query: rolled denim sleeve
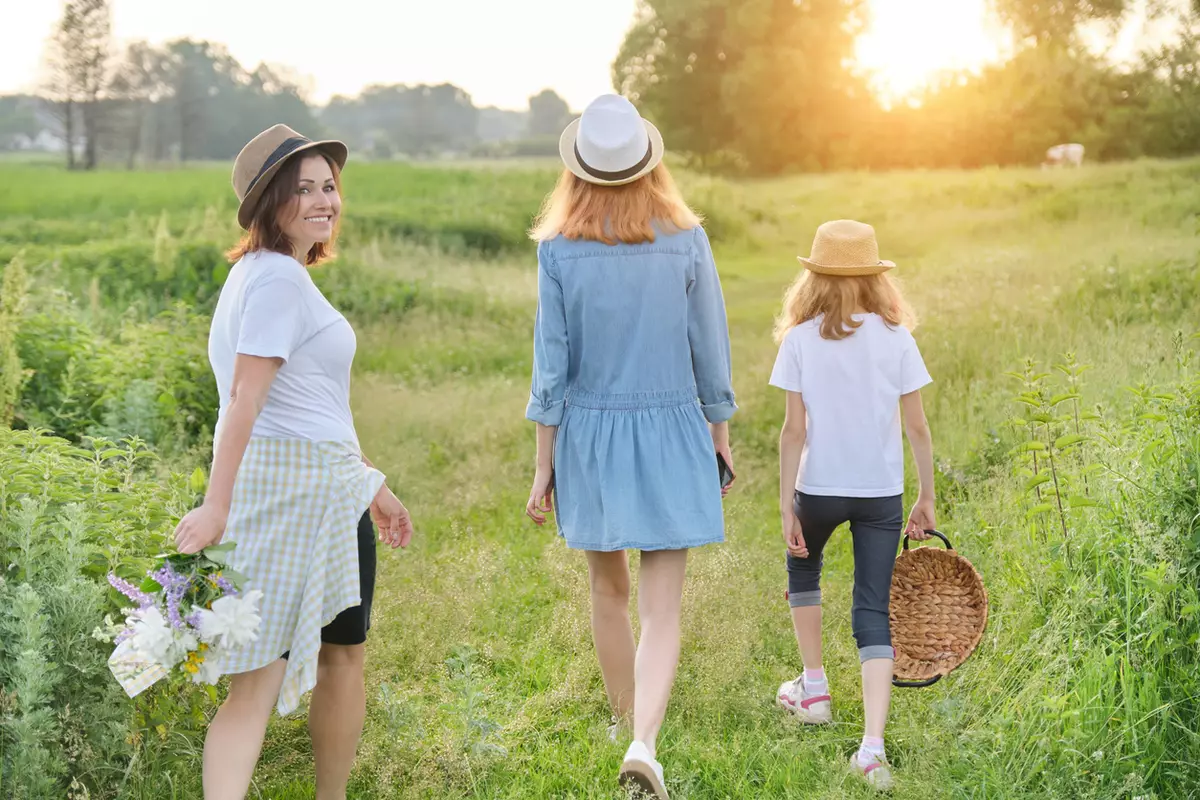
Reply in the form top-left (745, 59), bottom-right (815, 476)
top-left (687, 227), bottom-right (737, 423)
top-left (525, 240), bottom-right (569, 426)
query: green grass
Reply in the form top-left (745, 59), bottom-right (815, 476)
top-left (3, 157), bottom-right (1200, 799)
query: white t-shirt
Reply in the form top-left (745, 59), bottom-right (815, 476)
top-left (208, 250), bottom-right (359, 445)
top-left (769, 313), bottom-right (932, 498)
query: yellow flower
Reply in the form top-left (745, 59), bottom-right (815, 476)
top-left (183, 662), bottom-right (199, 674)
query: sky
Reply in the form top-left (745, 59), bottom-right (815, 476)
top-left (0, 0), bottom-right (1176, 110)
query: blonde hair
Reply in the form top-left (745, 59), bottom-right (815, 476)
top-left (774, 270), bottom-right (917, 343)
top-left (529, 163), bottom-right (701, 244)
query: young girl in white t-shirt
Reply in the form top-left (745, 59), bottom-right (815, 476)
top-left (769, 220), bottom-right (936, 791)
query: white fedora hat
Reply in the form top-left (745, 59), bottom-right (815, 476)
top-left (559, 94), bottom-right (665, 186)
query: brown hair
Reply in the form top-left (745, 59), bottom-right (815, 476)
top-left (227, 151), bottom-right (342, 266)
top-left (774, 270), bottom-right (917, 343)
top-left (529, 163), bottom-right (701, 244)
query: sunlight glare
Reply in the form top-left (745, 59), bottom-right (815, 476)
top-left (856, 0), bottom-right (1009, 103)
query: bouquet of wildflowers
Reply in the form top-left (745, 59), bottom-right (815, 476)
top-left (100, 543), bottom-right (263, 696)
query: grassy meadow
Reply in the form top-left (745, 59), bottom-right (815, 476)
top-left (1, 156), bottom-right (1199, 799)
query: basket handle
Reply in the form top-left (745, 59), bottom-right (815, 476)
top-left (894, 529), bottom-right (953, 689)
top-left (901, 529), bottom-right (953, 551)
top-left (893, 674), bottom-right (942, 688)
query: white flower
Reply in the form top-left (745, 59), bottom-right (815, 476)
top-left (127, 607), bottom-right (174, 665)
top-left (191, 652), bottom-right (224, 685)
top-left (195, 590), bottom-right (264, 650)
top-left (127, 607), bottom-right (197, 669)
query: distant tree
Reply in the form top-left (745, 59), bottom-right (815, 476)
top-left (527, 89), bottom-right (572, 136)
top-left (613, 0), bottom-right (870, 173)
top-left (0, 97), bottom-right (42, 149)
top-left (321, 83), bottom-right (478, 157)
top-left (992, 0), bottom-right (1133, 47)
top-left (477, 106), bottom-right (529, 143)
top-left (108, 41), bottom-right (165, 168)
top-left (41, 0), bottom-right (113, 169)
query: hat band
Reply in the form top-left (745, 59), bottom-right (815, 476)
top-left (245, 136), bottom-right (311, 195)
top-left (573, 139), bottom-right (654, 182)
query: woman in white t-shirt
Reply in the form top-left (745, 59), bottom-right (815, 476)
top-left (171, 124), bottom-right (415, 799)
top-left (768, 220), bottom-right (936, 792)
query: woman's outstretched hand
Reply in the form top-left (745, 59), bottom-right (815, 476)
top-left (526, 467), bottom-right (554, 525)
top-left (371, 484), bottom-right (415, 549)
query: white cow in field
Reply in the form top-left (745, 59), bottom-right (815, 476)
top-left (1042, 143), bottom-right (1085, 168)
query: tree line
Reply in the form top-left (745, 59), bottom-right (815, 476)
top-left (10, 0), bottom-right (1200, 173)
top-left (614, 0), bottom-right (1200, 173)
top-left (9, 0), bottom-right (574, 168)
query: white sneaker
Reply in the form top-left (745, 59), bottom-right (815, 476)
top-left (775, 676), bottom-right (832, 724)
top-left (619, 740), bottom-right (669, 799)
top-left (849, 752), bottom-right (895, 791)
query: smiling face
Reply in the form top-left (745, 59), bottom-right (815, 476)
top-left (277, 154), bottom-right (342, 255)
top-left (228, 149), bottom-right (345, 267)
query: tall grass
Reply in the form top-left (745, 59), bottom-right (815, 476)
top-left (1, 158), bottom-right (1198, 798)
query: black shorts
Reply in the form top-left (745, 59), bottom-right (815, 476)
top-left (282, 511), bottom-right (376, 658)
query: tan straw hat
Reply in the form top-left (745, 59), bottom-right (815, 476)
top-left (231, 124), bottom-right (348, 230)
top-left (559, 94), bottom-right (664, 186)
top-left (798, 219), bottom-right (896, 277)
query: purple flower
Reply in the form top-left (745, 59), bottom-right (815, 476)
top-left (215, 576), bottom-right (240, 597)
top-left (114, 629), bottom-right (134, 646)
top-left (107, 573), bottom-right (155, 609)
top-left (151, 563), bottom-right (193, 631)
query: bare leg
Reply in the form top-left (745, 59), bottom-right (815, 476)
top-left (202, 658), bottom-right (287, 799)
top-left (586, 550), bottom-right (636, 724)
top-left (790, 605), bottom-right (823, 671)
top-left (310, 643), bottom-right (367, 800)
top-left (632, 548), bottom-right (688, 755)
top-left (861, 658), bottom-right (893, 739)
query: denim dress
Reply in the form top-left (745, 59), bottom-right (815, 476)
top-left (525, 225), bottom-right (737, 551)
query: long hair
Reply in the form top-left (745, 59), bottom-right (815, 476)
top-left (774, 270), bottom-right (917, 343)
top-left (529, 163), bottom-right (701, 244)
top-left (226, 152), bottom-right (343, 266)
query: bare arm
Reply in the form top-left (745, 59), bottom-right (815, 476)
top-left (175, 354), bottom-right (280, 553)
top-left (901, 390), bottom-right (936, 538)
top-left (535, 422), bottom-right (557, 473)
top-left (526, 423), bottom-right (557, 525)
top-left (779, 392), bottom-right (807, 514)
top-left (779, 391), bottom-right (808, 556)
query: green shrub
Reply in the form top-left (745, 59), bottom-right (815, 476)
top-left (0, 429), bottom-right (206, 799)
top-left (14, 304), bottom-right (216, 452)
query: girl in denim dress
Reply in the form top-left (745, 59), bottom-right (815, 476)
top-left (523, 94), bottom-right (737, 800)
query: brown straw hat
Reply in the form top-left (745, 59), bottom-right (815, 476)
top-left (798, 219), bottom-right (896, 277)
top-left (231, 124), bottom-right (348, 230)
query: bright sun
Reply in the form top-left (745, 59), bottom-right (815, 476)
top-left (855, 0), bottom-right (1009, 103)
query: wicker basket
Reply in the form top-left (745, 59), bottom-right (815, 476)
top-left (889, 531), bottom-right (988, 688)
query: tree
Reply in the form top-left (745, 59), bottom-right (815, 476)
top-left (42, 0), bottom-right (113, 169)
top-left (527, 89), bottom-right (571, 136)
top-left (108, 41), bottom-right (165, 168)
top-left (613, 0), bottom-right (870, 173)
top-left (321, 83), bottom-right (478, 157)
